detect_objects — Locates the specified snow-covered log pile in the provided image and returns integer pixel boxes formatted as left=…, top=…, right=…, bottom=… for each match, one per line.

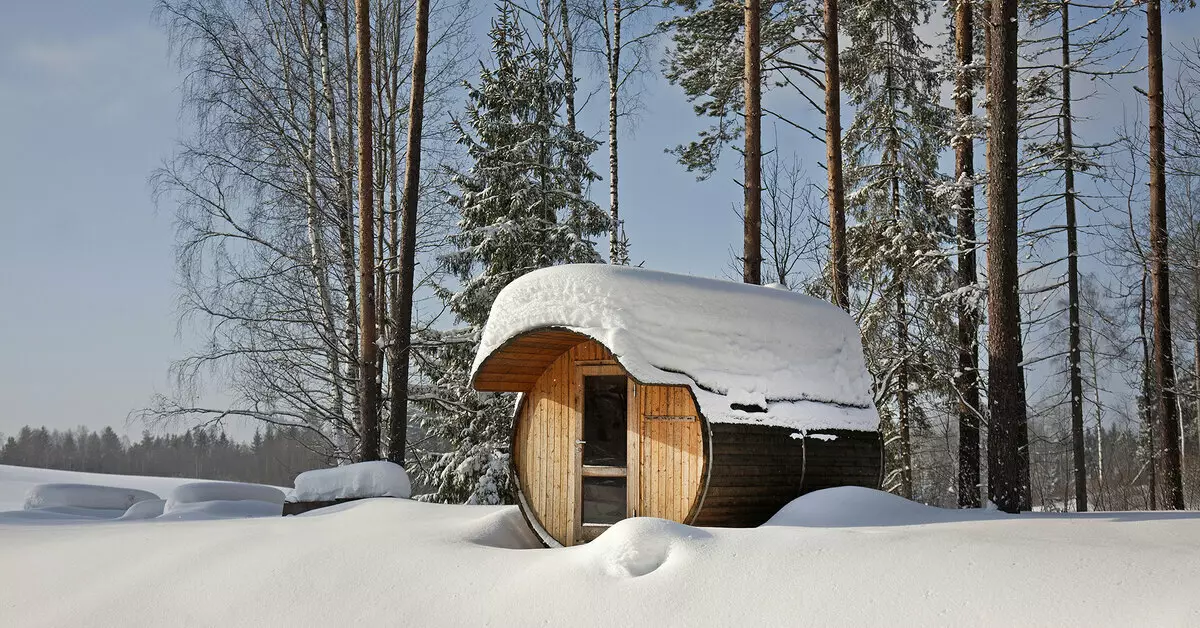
left=283, top=462, right=410, bottom=515
left=473, top=264, right=878, bottom=432
left=288, top=461, right=411, bottom=503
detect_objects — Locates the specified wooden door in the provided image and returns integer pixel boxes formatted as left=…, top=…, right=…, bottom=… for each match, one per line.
left=571, top=364, right=638, bottom=544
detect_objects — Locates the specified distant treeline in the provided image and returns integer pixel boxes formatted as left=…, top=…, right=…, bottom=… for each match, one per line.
left=0, top=425, right=330, bottom=487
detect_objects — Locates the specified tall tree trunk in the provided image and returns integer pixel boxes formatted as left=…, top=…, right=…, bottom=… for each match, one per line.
left=318, top=0, right=361, bottom=429
left=986, top=0, right=1027, bottom=513
left=375, top=28, right=388, bottom=413
left=303, top=4, right=346, bottom=428
left=608, top=0, right=622, bottom=263
left=1147, top=0, right=1185, bottom=509
left=356, top=0, right=380, bottom=461
left=560, top=0, right=577, bottom=132
left=1141, top=272, right=1158, bottom=509
left=897, top=280, right=912, bottom=499
left=954, top=0, right=981, bottom=508
left=388, top=0, right=429, bottom=466
left=1061, top=0, right=1087, bottom=512
left=825, top=0, right=847, bottom=308
left=743, top=0, right=762, bottom=284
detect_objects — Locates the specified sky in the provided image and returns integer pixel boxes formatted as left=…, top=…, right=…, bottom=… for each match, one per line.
left=0, top=0, right=747, bottom=441
left=2, top=1, right=1199, bottom=441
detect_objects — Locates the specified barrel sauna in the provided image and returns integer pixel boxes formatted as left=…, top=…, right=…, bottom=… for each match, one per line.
left=471, top=265, right=882, bottom=547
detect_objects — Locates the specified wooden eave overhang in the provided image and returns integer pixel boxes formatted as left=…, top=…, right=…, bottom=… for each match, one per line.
left=471, top=327, right=597, bottom=392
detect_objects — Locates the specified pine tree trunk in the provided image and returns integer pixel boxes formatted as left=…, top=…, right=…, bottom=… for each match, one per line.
left=1061, top=0, right=1087, bottom=512
left=388, top=0, right=430, bottom=466
left=986, top=0, right=1027, bottom=513
left=954, top=0, right=981, bottom=509
left=1146, top=0, right=1186, bottom=510
left=743, top=0, right=762, bottom=284
left=608, top=0, right=622, bottom=263
left=825, top=0, right=847, bottom=308
left=356, top=0, right=380, bottom=462
left=560, top=0, right=577, bottom=133
left=1141, top=272, right=1158, bottom=509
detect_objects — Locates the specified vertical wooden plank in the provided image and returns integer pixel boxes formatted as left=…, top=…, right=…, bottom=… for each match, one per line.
left=561, top=348, right=571, bottom=540
left=626, top=379, right=639, bottom=517
left=680, top=389, right=692, bottom=518
left=569, top=360, right=582, bottom=545
left=547, top=356, right=557, bottom=540
left=675, top=391, right=685, bottom=518
left=658, top=389, right=668, bottom=519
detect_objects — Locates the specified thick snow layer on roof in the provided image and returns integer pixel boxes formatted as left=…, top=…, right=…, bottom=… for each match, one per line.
left=288, top=461, right=411, bottom=502
left=472, top=265, right=878, bottom=431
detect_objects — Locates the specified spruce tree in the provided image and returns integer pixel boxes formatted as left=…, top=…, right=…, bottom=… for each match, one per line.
left=418, top=2, right=607, bottom=504
left=841, top=0, right=953, bottom=499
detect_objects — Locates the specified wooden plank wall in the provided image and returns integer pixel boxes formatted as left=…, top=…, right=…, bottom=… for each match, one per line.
left=514, top=340, right=613, bottom=545
left=693, top=424, right=882, bottom=527
left=637, top=384, right=705, bottom=523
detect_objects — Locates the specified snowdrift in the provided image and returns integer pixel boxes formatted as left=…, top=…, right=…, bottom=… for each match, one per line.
left=764, top=486, right=1007, bottom=527
left=164, top=482, right=285, bottom=518
left=24, top=483, right=159, bottom=512
left=3, top=466, right=1200, bottom=626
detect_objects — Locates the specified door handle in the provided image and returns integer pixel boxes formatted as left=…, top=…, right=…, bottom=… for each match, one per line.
left=575, top=440, right=586, bottom=445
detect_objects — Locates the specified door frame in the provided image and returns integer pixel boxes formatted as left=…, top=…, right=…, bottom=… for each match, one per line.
left=570, top=362, right=639, bottom=544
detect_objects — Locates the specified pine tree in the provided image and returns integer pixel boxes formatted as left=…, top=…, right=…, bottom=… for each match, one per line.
left=387, top=0, right=434, bottom=466
left=418, top=2, right=607, bottom=504
left=951, top=0, right=983, bottom=509
left=1146, top=0, right=1190, bottom=510
left=841, top=0, right=952, bottom=499
left=988, top=0, right=1028, bottom=513
left=1017, top=0, right=1131, bottom=511
left=662, top=0, right=824, bottom=178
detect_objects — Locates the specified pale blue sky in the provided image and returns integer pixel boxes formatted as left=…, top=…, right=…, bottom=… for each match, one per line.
left=0, top=0, right=747, bottom=439
left=2, top=1, right=1198, bottom=440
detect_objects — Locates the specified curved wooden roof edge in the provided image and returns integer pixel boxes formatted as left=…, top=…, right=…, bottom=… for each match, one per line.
left=471, top=326, right=601, bottom=392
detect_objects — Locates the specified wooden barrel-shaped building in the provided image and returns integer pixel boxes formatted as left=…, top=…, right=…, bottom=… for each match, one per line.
left=471, top=265, right=882, bottom=547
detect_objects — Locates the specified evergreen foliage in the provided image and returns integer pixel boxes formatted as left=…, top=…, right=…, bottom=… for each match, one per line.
left=841, top=0, right=954, bottom=497
left=0, top=425, right=329, bottom=487
left=661, top=0, right=823, bottom=177
left=416, top=1, right=607, bottom=505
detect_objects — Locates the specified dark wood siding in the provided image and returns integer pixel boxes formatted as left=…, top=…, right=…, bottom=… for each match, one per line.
left=692, top=424, right=881, bottom=527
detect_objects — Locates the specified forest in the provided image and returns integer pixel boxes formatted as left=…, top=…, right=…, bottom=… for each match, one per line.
left=135, top=0, right=1200, bottom=513
left=0, top=425, right=327, bottom=487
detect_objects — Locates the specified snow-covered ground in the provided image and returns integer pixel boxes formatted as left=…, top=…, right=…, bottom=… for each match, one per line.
left=2, top=464, right=1199, bottom=626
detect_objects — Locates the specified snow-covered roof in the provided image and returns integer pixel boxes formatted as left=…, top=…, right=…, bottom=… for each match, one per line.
left=471, top=265, right=878, bottom=432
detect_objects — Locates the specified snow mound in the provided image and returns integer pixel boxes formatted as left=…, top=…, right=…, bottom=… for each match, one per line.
left=119, top=499, right=166, bottom=520
left=23, top=483, right=159, bottom=512
left=164, top=481, right=285, bottom=516
left=289, top=461, right=411, bottom=502
left=459, top=507, right=543, bottom=549
left=581, top=517, right=711, bottom=578
left=158, top=499, right=283, bottom=521
left=763, top=486, right=1007, bottom=528
left=472, top=265, right=878, bottom=432
left=0, top=464, right=212, bottom=513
